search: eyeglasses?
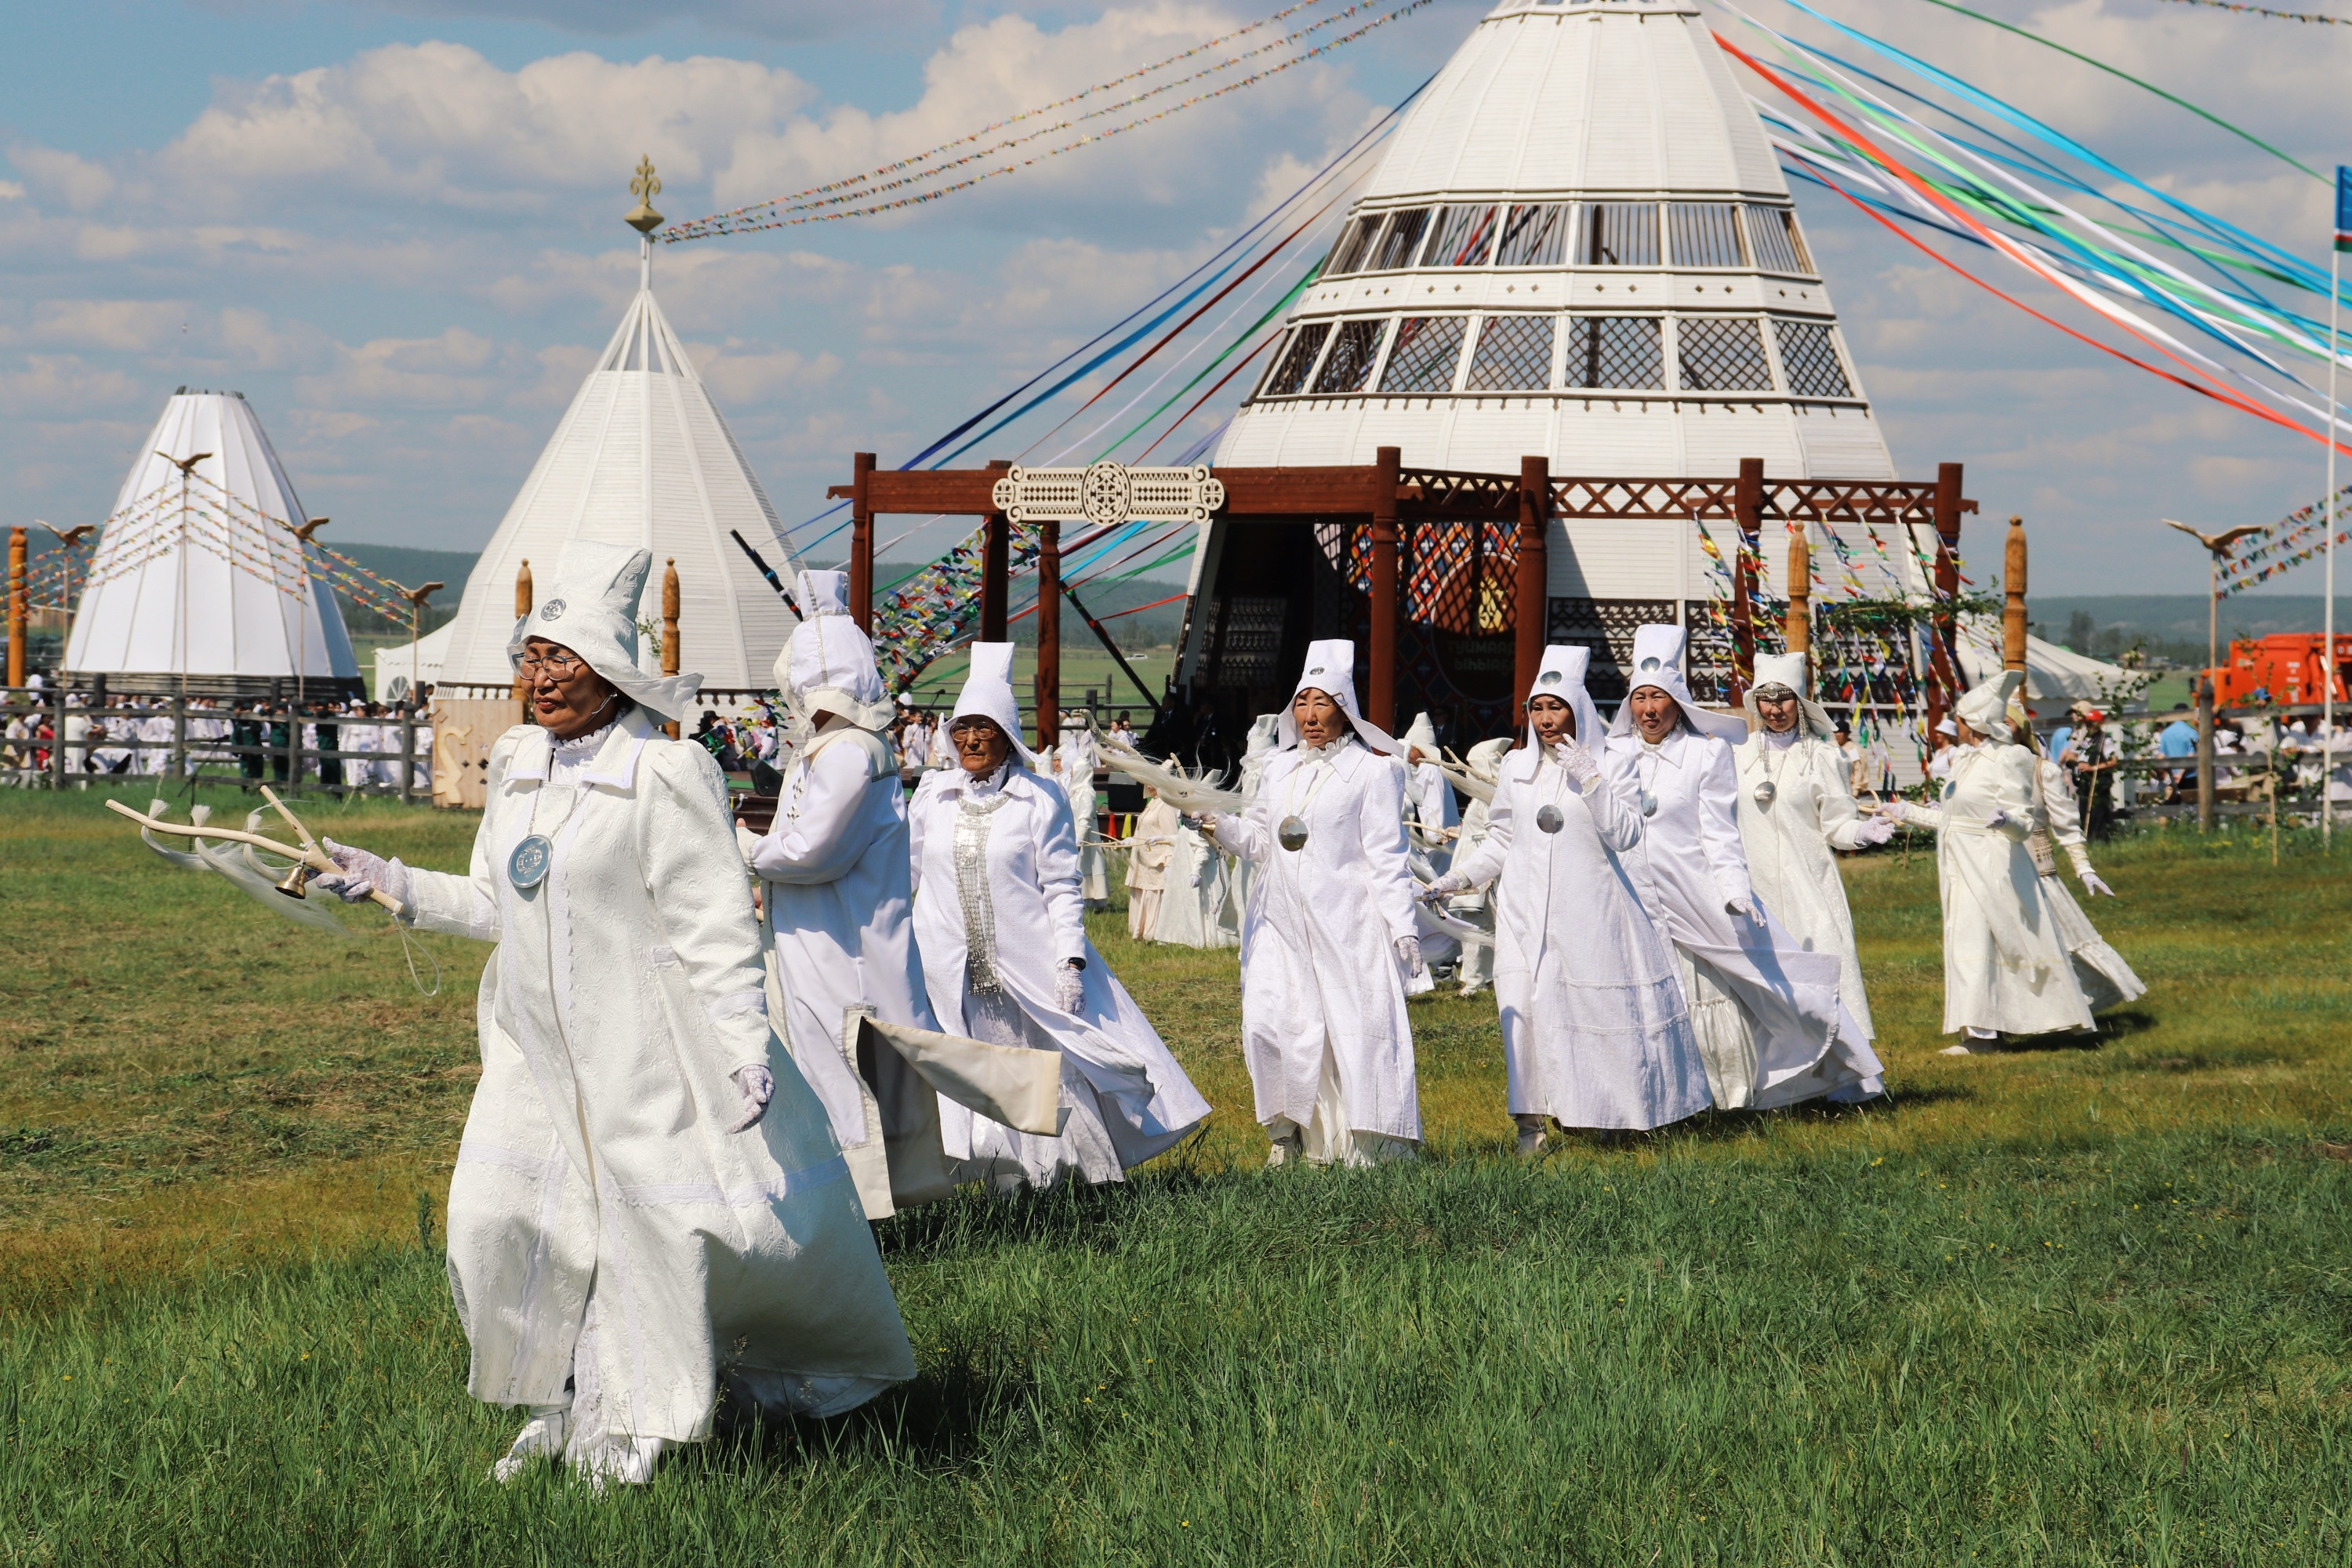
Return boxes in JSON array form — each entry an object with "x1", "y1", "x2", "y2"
[{"x1": 518, "y1": 651, "x2": 587, "y2": 678}]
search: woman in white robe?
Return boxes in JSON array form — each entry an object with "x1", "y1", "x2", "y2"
[
  {"x1": 1601, "y1": 625, "x2": 1871, "y2": 1109},
  {"x1": 1731, "y1": 652, "x2": 1896, "y2": 1102},
  {"x1": 1057, "y1": 710, "x2": 1110, "y2": 907},
  {"x1": 1203, "y1": 639, "x2": 1425, "y2": 1167},
  {"x1": 1428, "y1": 647, "x2": 1708, "y2": 1149},
  {"x1": 909, "y1": 644, "x2": 1210, "y2": 1192},
  {"x1": 1877, "y1": 671, "x2": 2095, "y2": 1047},
  {"x1": 1124, "y1": 790, "x2": 1181, "y2": 941},
  {"x1": 2014, "y1": 700, "x2": 2145, "y2": 1014},
  {"x1": 316, "y1": 543, "x2": 911, "y2": 1486},
  {"x1": 1445, "y1": 736, "x2": 1513, "y2": 999}
]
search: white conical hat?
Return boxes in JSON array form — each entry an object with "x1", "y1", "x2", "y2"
[
  {"x1": 948, "y1": 641, "x2": 1038, "y2": 766},
  {"x1": 775, "y1": 568, "x2": 891, "y2": 731},
  {"x1": 1525, "y1": 644, "x2": 1604, "y2": 752},
  {"x1": 1608, "y1": 624, "x2": 1746, "y2": 742},
  {"x1": 1279, "y1": 638, "x2": 1399, "y2": 753},
  {"x1": 1955, "y1": 669, "x2": 2025, "y2": 744},
  {"x1": 517, "y1": 540, "x2": 702, "y2": 722},
  {"x1": 1744, "y1": 650, "x2": 1835, "y2": 739},
  {"x1": 1402, "y1": 711, "x2": 1439, "y2": 754}
]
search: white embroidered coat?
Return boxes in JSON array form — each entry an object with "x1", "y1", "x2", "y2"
[
  {"x1": 1731, "y1": 731, "x2": 1878, "y2": 1041},
  {"x1": 908, "y1": 764, "x2": 1210, "y2": 1168},
  {"x1": 1889, "y1": 742, "x2": 2095, "y2": 1035},
  {"x1": 1448, "y1": 746, "x2": 1708, "y2": 1129},
  {"x1": 408, "y1": 710, "x2": 914, "y2": 1443},
  {"x1": 1213, "y1": 739, "x2": 1423, "y2": 1142},
  {"x1": 2033, "y1": 753, "x2": 2145, "y2": 1013},
  {"x1": 1603, "y1": 725, "x2": 1864, "y2": 1107}
]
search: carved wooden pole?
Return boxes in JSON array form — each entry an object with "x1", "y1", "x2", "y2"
[
  {"x1": 1926, "y1": 461, "x2": 1965, "y2": 736},
  {"x1": 7, "y1": 528, "x2": 25, "y2": 688},
  {"x1": 1786, "y1": 524, "x2": 1810, "y2": 660},
  {"x1": 2002, "y1": 517, "x2": 2027, "y2": 673},
  {"x1": 1730, "y1": 456, "x2": 1764, "y2": 702},
  {"x1": 849, "y1": 451, "x2": 875, "y2": 634},
  {"x1": 1368, "y1": 445, "x2": 1403, "y2": 734},
  {"x1": 511, "y1": 558, "x2": 533, "y2": 705},
  {"x1": 1515, "y1": 455, "x2": 1549, "y2": 733},
  {"x1": 980, "y1": 459, "x2": 1011, "y2": 644},
  {"x1": 1036, "y1": 517, "x2": 1061, "y2": 753},
  {"x1": 661, "y1": 557, "x2": 681, "y2": 739}
]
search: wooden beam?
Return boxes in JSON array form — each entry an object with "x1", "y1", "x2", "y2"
[
  {"x1": 1368, "y1": 446, "x2": 1402, "y2": 734},
  {"x1": 512, "y1": 558, "x2": 533, "y2": 706},
  {"x1": 1515, "y1": 455, "x2": 1548, "y2": 733},
  {"x1": 661, "y1": 557, "x2": 682, "y2": 739},
  {"x1": 1730, "y1": 457, "x2": 1764, "y2": 702},
  {"x1": 7, "y1": 528, "x2": 25, "y2": 688},
  {"x1": 980, "y1": 459, "x2": 1011, "y2": 644},
  {"x1": 1035, "y1": 517, "x2": 1061, "y2": 752},
  {"x1": 858, "y1": 470, "x2": 1002, "y2": 516},
  {"x1": 1926, "y1": 461, "x2": 1966, "y2": 736},
  {"x1": 849, "y1": 451, "x2": 875, "y2": 634},
  {"x1": 2003, "y1": 515, "x2": 2028, "y2": 673},
  {"x1": 1786, "y1": 525, "x2": 1810, "y2": 659}
]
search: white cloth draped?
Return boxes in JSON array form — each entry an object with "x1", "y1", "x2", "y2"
[
  {"x1": 1213, "y1": 738, "x2": 1422, "y2": 1160},
  {"x1": 1450, "y1": 746, "x2": 1708, "y2": 1129},
  {"x1": 403, "y1": 708, "x2": 913, "y2": 1446},
  {"x1": 2034, "y1": 754, "x2": 2146, "y2": 1012},
  {"x1": 909, "y1": 763, "x2": 1209, "y2": 1189},
  {"x1": 1732, "y1": 730, "x2": 1880, "y2": 1047},
  {"x1": 1603, "y1": 725, "x2": 1867, "y2": 1109}
]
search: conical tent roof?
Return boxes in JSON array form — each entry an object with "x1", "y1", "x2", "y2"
[
  {"x1": 432, "y1": 285, "x2": 801, "y2": 691},
  {"x1": 67, "y1": 390, "x2": 359, "y2": 688},
  {"x1": 1214, "y1": 0, "x2": 1921, "y2": 601}
]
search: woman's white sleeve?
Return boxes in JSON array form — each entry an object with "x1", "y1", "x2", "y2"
[
  {"x1": 1694, "y1": 742, "x2": 1756, "y2": 909},
  {"x1": 641, "y1": 744, "x2": 775, "y2": 1074},
  {"x1": 1032, "y1": 778, "x2": 1089, "y2": 965},
  {"x1": 1360, "y1": 757, "x2": 1419, "y2": 945},
  {"x1": 1816, "y1": 747, "x2": 1871, "y2": 851},
  {"x1": 750, "y1": 742, "x2": 884, "y2": 886},
  {"x1": 1446, "y1": 777, "x2": 1513, "y2": 890}
]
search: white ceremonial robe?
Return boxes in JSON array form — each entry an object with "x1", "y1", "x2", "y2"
[
  {"x1": 1056, "y1": 731, "x2": 1109, "y2": 906},
  {"x1": 1732, "y1": 731, "x2": 1882, "y2": 1050},
  {"x1": 1890, "y1": 742, "x2": 2095, "y2": 1036},
  {"x1": 909, "y1": 764, "x2": 1210, "y2": 1189},
  {"x1": 1447, "y1": 789, "x2": 1497, "y2": 994},
  {"x1": 1450, "y1": 747, "x2": 1708, "y2": 1130},
  {"x1": 1603, "y1": 726, "x2": 1867, "y2": 1109},
  {"x1": 1123, "y1": 797, "x2": 1180, "y2": 941},
  {"x1": 1214, "y1": 739, "x2": 1423, "y2": 1159},
  {"x1": 2033, "y1": 755, "x2": 2145, "y2": 1013},
  {"x1": 405, "y1": 710, "x2": 913, "y2": 1443},
  {"x1": 1406, "y1": 760, "x2": 1459, "y2": 869},
  {"x1": 750, "y1": 728, "x2": 945, "y2": 1217},
  {"x1": 1152, "y1": 825, "x2": 1240, "y2": 949}
]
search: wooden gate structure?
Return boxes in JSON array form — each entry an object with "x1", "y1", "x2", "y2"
[{"x1": 833, "y1": 449, "x2": 1976, "y2": 753}]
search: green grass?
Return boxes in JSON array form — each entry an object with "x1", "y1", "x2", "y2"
[{"x1": 4, "y1": 786, "x2": 2351, "y2": 1563}]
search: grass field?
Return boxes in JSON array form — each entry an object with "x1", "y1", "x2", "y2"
[{"x1": 3, "y1": 785, "x2": 2350, "y2": 1564}]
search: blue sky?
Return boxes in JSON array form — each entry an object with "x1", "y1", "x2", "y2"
[{"x1": 2, "y1": 0, "x2": 2347, "y2": 598}]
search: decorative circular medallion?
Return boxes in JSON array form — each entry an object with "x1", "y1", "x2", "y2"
[
  {"x1": 1535, "y1": 804, "x2": 1565, "y2": 834},
  {"x1": 1537, "y1": 669, "x2": 1563, "y2": 687},
  {"x1": 508, "y1": 833, "x2": 554, "y2": 891},
  {"x1": 1277, "y1": 815, "x2": 1309, "y2": 852},
  {"x1": 1753, "y1": 779, "x2": 1777, "y2": 807},
  {"x1": 1639, "y1": 790, "x2": 1660, "y2": 818},
  {"x1": 1082, "y1": 460, "x2": 1131, "y2": 526},
  {"x1": 539, "y1": 599, "x2": 566, "y2": 622}
]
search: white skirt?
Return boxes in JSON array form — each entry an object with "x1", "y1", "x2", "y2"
[
  {"x1": 2039, "y1": 875, "x2": 2147, "y2": 1013},
  {"x1": 953, "y1": 990, "x2": 1152, "y2": 1193}
]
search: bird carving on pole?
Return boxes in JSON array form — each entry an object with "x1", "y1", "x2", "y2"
[{"x1": 2164, "y1": 518, "x2": 2270, "y2": 695}]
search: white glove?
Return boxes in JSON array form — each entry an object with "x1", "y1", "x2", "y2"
[
  {"x1": 2079, "y1": 870, "x2": 2115, "y2": 898},
  {"x1": 1553, "y1": 739, "x2": 1601, "y2": 786},
  {"x1": 724, "y1": 1065, "x2": 775, "y2": 1134},
  {"x1": 1984, "y1": 809, "x2": 2016, "y2": 834},
  {"x1": 1395, "y1": 935, "x2": 1425, "y2": 977},
  {"x1": 1724, "y1": 898, "x2": 1754, "y2": 921},
  {"x1": 1854, "y1": 816, "x2": 1898, "y2": 847},
  {"x1": 1422, "y1": 870, "x2": 1469, "y2": 900},
  {"x1": 1055, "y1": 960, "x2": 1086, "y2": 1014},
  {"x1": 316, "y1": 839, "x2": 412, "y2": 908}
]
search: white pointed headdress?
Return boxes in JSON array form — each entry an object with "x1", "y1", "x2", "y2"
[
  {"x1": 1743, "y1": 650, "x2": 1837, "y2": 740},
  {"x1": 775, "y1": 569, "x2": 894, "y2": 735},
  {"x1": 1525, "y1": 644, "x2": 1605, "y2": 752},
  {"x1": 1954, "y1": 669, "x2": 2026, "y2": 744},
  {"x1": 1606, "y1": 624, "x2": 1747, "y2": 742},
  {"x1": 948, "y1": 641, "x2": 1039, "y2": 767},
  {"x1": 1278, "y1": 638, "x2": 1398, "y2": 753},
  {"x1": 509, "y1": 540, "x2": 701, "y2": 723}
]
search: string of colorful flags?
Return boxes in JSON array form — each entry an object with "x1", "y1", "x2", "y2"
[{"x1": 2213, "y1": 482, "x2": 2352, "y2": 595}]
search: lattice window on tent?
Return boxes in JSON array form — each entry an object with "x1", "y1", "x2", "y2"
[
  {"x1": 1210, "y1": 596, "x2": 1290, "y2": 685},
  {"x1": 1563, "y1": 316, "x2": 1663, "y2": 390},
  {"x1": 1544, "y1": 598, "x2": 1679, "y2": 702},
  {"x1": 1746, "y1": 206, "x2": 1812, "y2": 274},
  {"x1": 1668, "y1": 203, "x2": 1746, "y2": 267},
  {"x1": 1677, "y1": 317, "x2": 1774, "y2": 392},
  {"x1": 1581, "y1": 203, "x2": 1660, "y2": 267},
  {"x1": 1312, "y1": 318, "x2": 1388, "y2": 394},
  {"x1": 1773, "y1": 319, "x2": 1853, "y2": 397},
  {"x1": 1381, "y1": 317, "x2": 1468, "y2": 394},
  {"x1": 1407, "y1": 521, "x2": 1480, "y2": 633},
  {"x1": 1326, "y1": 215, "x2": 1381, "y2": 277},
  {"x1": 1370, "y1": 209, "x2": 1433, "y2": 271},
  {"x1": 1465, "y1": 315, "x2": 1555, "y2": 392},
  {"x1": 1494, "y1": 203, "x2": 1571, "y2": 268},
  {"x1": 1423, "y1": 204, "x2": 1499, "y2": 268},
  {"x1": 1261, "y1": 322, "x2": 1332, "y2": 397}
]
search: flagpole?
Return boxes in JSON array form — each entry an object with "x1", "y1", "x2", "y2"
[{"x1": 2327, "y1": 166, "x2": 2345, "y2": 850}]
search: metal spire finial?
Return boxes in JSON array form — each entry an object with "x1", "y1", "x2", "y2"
[{"x1": 625, "y1": 155, "x2": 665, "y2": 234}]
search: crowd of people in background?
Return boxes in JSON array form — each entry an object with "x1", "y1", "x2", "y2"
[{"x1": 0, "y1": 685, "x2": 431, "y2": 790}]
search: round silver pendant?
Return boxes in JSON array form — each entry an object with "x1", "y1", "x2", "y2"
[
  {"x1": 1277, "y1": 815, "x2": 1309, "y2": 852},
  {"x1": 1753, "y1": 779, "x2": 1777, "y2": 807},
  {"x1": 1639, "y1": 790, "x2": 1659, "y2": 818},
  {"x1": 508, "y1": 833, "x2": 554, "y2": 891},
  {"x1": 1535, "y1": 804, "x2": 1564, "y2": 835}
]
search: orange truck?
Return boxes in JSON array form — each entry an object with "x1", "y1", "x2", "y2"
[{"x1": 2207, "y1": 633, "x2": 2352, "y2": 708}]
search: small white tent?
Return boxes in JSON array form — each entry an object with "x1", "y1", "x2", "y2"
[
  {"x1": 67, "y1": 390, "x2": 359, "y2": 690},
  {"x1": 1956, "y1": 619, "x2": 2147, "y2": 717},
  {"x1": 430, "y1": 278, "x2": 802, "y2": 693}
]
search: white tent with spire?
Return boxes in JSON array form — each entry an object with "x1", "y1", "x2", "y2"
[
  {"x1": 431, "y1": 235, "x2": 802, "y2": 695},
  {"x1": 1208, "y1": 0, "x2": 1922, "y2": 605},
  {"x1": 67, "y1": 390, "x2": 359, "y2": 690}
]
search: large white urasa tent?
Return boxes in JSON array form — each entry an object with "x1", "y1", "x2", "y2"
[
  {"x1": 67, "y1": 390, "x2": 360, "y2": 693},
  {"x1": 430, "y1": 266, "x2": 803, "y2": 695}
]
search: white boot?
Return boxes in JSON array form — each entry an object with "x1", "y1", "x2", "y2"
[
  {"x1": 1513, "y1": 1115, "x2": 1548, "y2": 1159},
  {"x1": 1265, "y1": 1123, "x2": 1305, "y2": 1168},
  {"x1": 490, "y1": 1404, "x2": 571, "y2": 1483},
  {"x1": 575, "y1": 1434, "x2": 666, "y2": 1490},
  {"x1": 1940, "y1": 1028, "x2": 2000, "y2": 1057}
]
